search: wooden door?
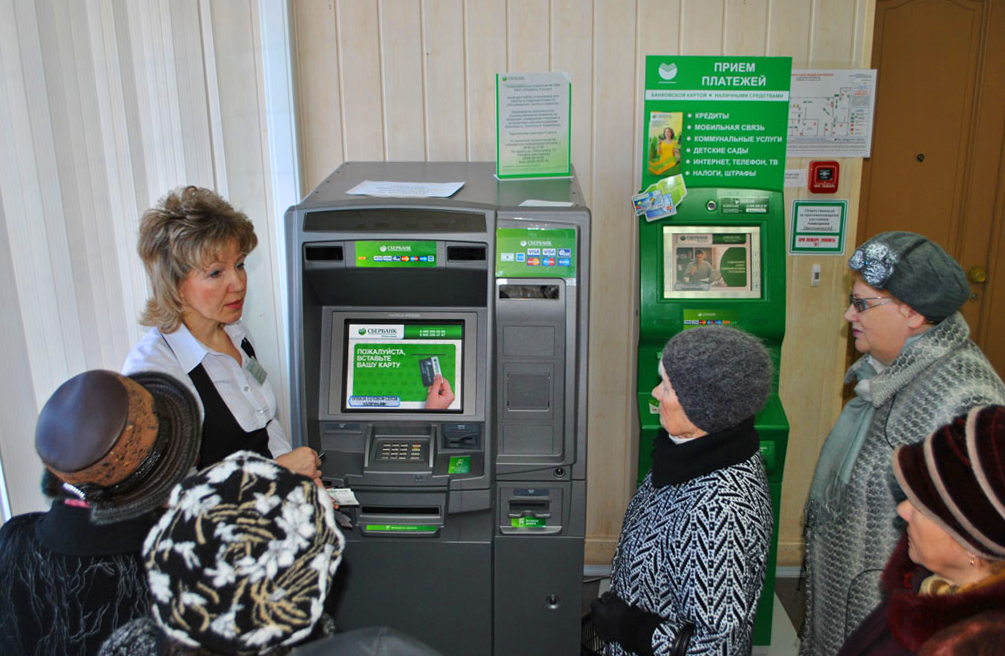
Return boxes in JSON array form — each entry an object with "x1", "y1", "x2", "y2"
[{"x1": 858, "y1": 0, "x2": 1005, "y2": 377}]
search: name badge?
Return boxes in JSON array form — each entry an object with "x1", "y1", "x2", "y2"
[{"x1": 245, "y1": 356, "x2": 268, "y2": 386}]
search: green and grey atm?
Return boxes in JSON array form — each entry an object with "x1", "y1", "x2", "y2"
[
  {"x1": 636, "y1": 55, "x2": 792, "y2": 645},
  {"x1": 285, "y1": 162, "x2": 589, "y2": 656}
]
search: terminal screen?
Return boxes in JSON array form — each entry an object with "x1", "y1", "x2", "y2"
[
  {"x1": 662, "y1": 225, "x2": 762, "y2": 299},
  {"x1": 343, "y1": 321, "x2": 463, "y2": 412}
]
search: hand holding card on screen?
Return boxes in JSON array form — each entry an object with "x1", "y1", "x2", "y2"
[{"x1": 425, "y1": 374, "x2": 454, "y2": 410}]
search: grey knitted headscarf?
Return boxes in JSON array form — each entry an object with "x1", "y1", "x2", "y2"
[
  {"x1": 848, "y1": 231, "x2": 968, "y2": 323},
  {"x1": 660, "y1": 326, "x2": 772, "y2": 433}
]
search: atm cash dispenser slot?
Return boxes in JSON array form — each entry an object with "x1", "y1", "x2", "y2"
[{"x1": 357, "y1": 491, "x2": 444, "y2": 538}]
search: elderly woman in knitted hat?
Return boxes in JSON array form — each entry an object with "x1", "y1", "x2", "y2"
[
  {"x1": 801, "y1": 232, "x2": 1005, "y2": 656},
  {"x1": 836, "y1": 405, "x2": 1005, "y2": 655},
  {"x1": 592, "y1": 326, "x2": 774, "y2": 656}
]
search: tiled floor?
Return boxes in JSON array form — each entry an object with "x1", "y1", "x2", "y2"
[{"x1": 582, "y1": 574, "x2": 805, "y2": 655}]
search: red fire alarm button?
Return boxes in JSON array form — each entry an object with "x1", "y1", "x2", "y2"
[{"x1": 809, "y1": 160, "x2": 839, "y2": 193}]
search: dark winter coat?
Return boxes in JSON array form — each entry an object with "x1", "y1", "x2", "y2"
[
  {"x1": 837, "y1": 536, "x2": 1005, "y2": 656},
  {"x1": 0, "y1": 499, "x2": 156, "y2": 656}
]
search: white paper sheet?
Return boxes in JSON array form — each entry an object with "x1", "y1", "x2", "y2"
[{"x1": 346, "y1": 180, "x2": 465, "y2": 198}]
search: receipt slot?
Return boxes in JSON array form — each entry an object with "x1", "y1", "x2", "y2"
[{"x1": 286, "y1": 162, "x2": 590, "y2": 656}]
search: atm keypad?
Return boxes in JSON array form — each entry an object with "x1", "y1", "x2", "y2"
[{"x1": 376, "y1": 440, "x2": 427, "y2": 462}]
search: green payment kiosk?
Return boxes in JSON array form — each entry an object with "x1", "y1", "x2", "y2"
[{"x1": 635, "y1": 56, "x2": 791, "y2": 645}]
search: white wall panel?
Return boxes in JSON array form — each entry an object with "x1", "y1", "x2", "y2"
[
  {"x1": 508, "y1": 0, "x2": 549, "y2": 71},
  {"x1": 292, "y1": 0, "x2": 345, "y2": 191},
  {"x1": 424, "y1": 0, "x2": 467, "y2": 161},
  {"x1": 463, "y1": 0, "x2": 506, "y2": 161},
  {"x1": 682, "y1": 0, "x2": 725, "y2": 55},
  {"x1": 553, "y1": 0, "x2": 593, "y2": 203},
  {"x1": 586, "y1": 0, "x2": 639, "y2": 563},
  {"x1": 337, "y1": 0, "x2": 385, "y2": 160},
  {"x1": 380, "y1": 0, "x2": 426, "y2": 160}
]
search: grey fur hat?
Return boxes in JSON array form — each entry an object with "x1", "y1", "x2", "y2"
[
  {"x1": 848, "y1": 231, "x2": 968, "y2": 323},
  {"x1": 660, "y1": 326, "x2": 772, "y2": 433}
]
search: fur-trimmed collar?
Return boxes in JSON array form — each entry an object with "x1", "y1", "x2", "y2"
[{"x1": 884, "y1": 535, "x2": 1005, "y2": 651}]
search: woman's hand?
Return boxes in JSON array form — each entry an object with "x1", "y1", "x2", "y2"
[
  {"x1": 425, "y1": 375, "x2": 455, "y2": 410},
  {"x1": 276, "y1": 446, "x2": 323, "y2": 486}
]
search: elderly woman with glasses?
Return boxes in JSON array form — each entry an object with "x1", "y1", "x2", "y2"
[{"x1": 800, "y1": 232, "x2": 1005, "y2": 656}]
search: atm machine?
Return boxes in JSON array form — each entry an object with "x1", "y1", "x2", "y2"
[
  {"x1": 285, "y1": 162, "x2": 589, "y2": 656},
  {"x1": 636, "y1": 187, "x2": 789, "y2": 645}
]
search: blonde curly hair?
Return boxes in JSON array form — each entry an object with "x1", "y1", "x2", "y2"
[{"x1": 137, "y1": 186, "x2": 258, "y2": 332}]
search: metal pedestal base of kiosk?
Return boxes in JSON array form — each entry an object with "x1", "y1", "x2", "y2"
[{"x1": 286, "y1": 162, "x2": 590, "y2": 656}]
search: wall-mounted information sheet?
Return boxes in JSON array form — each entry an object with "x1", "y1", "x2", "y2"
[{"x1": 787, "y1": 70, "x2": 877, "y2": 158}]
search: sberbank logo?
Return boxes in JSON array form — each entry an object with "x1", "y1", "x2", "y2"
[
  {"x1": 358, "y1": 328, "x2": 367, "y2": 335},
  {"x1": 659, "y1": 62, "x2": 678, "y2": 81},
  {"x1": 381, "y1": 245, "x2": 411, "y2": 252}
]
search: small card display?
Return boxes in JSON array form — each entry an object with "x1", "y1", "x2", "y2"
[{"x1": 419, "y1": 356, "x2": 442, "y2": 387}]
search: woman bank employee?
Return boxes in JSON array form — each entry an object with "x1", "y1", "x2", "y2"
[{"x1": 122, "y1": 186, "x2": 321, "y2": 481}]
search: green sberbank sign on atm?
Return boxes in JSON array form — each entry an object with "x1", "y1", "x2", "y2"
[{"x1": 356, "y1": 240, "x2": 437, "y2": 267}]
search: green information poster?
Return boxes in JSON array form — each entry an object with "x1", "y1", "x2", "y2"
[
  {"x1": 495, "y1": 228, "x2": 577, "y2": 278},
  {"x1": 641, "y1": 56, "x2": 792, "y2": 194}
]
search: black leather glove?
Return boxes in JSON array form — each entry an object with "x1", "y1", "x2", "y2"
[{"x1": 590, "y1": 592, "x2": 662, "y2": 656}]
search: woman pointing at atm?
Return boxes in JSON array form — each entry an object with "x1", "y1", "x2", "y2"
[{"x1": 121, "y1": 186, "x2": 322, "y2": 479}]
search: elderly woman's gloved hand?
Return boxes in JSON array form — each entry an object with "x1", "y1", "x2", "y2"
[{"x1": 590, "y1": 592, "x2": 662, "y2": 656}]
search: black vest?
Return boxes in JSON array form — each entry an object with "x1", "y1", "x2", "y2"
[{"x1": 188, "y1": 338, "x2": 271, "y2": 468}]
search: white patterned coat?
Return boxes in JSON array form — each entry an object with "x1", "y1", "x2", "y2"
[{"x1": 607, "y1": 454, "x2": 772, "y2": 656}]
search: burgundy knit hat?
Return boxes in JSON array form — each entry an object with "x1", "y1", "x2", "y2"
[{"x1": 893, "y1": 405, "x2": 1005, "y2": 559}]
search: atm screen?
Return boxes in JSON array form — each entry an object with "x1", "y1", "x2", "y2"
[
  {"x1": 342, "y1": 321, "x2": 463, "y2": 412},
  {"x1": 662, "y1": 225, "x2": 762, "y2": 299}
]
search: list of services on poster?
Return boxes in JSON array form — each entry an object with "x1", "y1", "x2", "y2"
[
  {"x1": 641, "y1": 56, "x2": 792, "y2": 193},
  {"x1": 496, "y1": 72, "x2": 571, "y2": 179}
]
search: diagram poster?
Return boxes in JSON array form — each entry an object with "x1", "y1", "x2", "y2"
[
  {"x1": 641, "y1": 56, "x2": 792, "y2": 193},
  {"x1": 496, "y1": 72, "x2": 572, "y2": 179},
  {"x1": 787, "y1": 70, "x2": 877, "y2": 158}
]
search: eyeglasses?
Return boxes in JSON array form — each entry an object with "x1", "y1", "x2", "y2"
[{"x1": 849, "y1": 294, "x2": 893, "y2": 313}]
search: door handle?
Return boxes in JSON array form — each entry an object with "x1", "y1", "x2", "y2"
[{"x1": 967, "y1": 266, "x2": 987, "y2": 284}]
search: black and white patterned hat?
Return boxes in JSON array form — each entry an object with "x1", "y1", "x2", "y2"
[{"x1": 144, "y1": 451, "x2": 344, "y2": 655}]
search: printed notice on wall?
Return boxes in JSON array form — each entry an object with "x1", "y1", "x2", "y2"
[
  {"x1": 787, "y1": 70, "x2": 877, "y2": 158},
  {"x1": 789, "y1": 200, "x2": 848, "y2": 254},
  {"x1": 496, "y1": 72, "x2": 572, "y2": 179}
]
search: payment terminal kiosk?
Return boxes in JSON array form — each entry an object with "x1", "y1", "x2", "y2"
[
  {"x1": 286, "y1": 162, "x2": 589, "y2": 656},
  {"x1": 637, "y1": 188, "x2": 789, "y2": 645}
]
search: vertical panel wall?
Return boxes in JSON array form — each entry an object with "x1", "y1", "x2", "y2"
[
  {"x1": 0, "y1": 0, "x2": 285, "y2": 520},
  {"x1": 0, "y1": 0, "x2": 876, "y2": 569},
  {"x1": 291, "y1": 0, "x2": 875, "y2": 566}
]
